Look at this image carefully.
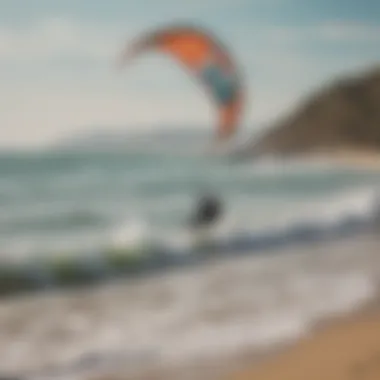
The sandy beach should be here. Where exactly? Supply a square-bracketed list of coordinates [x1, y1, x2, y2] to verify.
[225, 302, 380, 380]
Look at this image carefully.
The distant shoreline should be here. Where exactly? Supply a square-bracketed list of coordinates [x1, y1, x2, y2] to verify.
[306, 149, 380, 170]
[246, 148, 380, 170]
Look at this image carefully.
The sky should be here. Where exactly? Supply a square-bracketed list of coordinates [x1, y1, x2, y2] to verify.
[0, 0, 379, 147]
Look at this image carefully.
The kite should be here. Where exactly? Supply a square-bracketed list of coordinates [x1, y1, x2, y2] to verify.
[117, 23, 245, 141]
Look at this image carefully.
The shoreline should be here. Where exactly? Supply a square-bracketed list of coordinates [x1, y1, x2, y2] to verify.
[90, 294, 380, 380]
[131, 234, 380, 380]
[267, 149, 380, 170]
[224, 297, 380, 380]
[1, 233, 380, 380]
[101, 234, 380, 380]
[243, 148, 380, 170]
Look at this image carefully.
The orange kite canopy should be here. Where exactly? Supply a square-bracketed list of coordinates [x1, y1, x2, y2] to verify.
[117, 23, 245, 141]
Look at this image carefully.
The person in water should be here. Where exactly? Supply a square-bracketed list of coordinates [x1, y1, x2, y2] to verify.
[189, 192, 223, 228]
[188, 192, 224, 249]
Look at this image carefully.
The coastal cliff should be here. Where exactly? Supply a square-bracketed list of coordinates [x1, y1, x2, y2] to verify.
[244, 66, 380, 160]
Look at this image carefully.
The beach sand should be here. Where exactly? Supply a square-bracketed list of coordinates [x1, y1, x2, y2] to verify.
[225, 302, 380, 380]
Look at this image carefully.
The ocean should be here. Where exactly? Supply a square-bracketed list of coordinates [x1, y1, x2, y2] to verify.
[1, 131, 380, 379]
[2, 132, 380, 261]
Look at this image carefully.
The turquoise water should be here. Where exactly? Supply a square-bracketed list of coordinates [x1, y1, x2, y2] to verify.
[1, 135, 380, 260]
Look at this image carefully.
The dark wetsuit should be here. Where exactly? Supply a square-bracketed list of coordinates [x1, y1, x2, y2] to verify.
[189, 194, 223, 228]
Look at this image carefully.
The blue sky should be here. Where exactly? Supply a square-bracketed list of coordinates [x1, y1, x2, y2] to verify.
[0, 0, 379, 147]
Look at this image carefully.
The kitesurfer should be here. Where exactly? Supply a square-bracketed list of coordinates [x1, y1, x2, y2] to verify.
[187, 191, 224, 250]
[188, 191, 223, 238]
[189, 192, 223, 229]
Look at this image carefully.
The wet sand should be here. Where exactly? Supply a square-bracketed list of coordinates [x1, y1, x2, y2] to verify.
[225, 301, 380, 380]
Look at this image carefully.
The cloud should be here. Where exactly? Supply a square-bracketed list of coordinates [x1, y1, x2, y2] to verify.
[0, 83, 215, 147]
[0, 84, 294, 148]
[315, 21, 380, 42]
[0, 4, 280, 64]
[0, 0, 243, 63]
[168, 0, 263, 14]
[0, 17, 130, 62]
[256, 21, 380, 44]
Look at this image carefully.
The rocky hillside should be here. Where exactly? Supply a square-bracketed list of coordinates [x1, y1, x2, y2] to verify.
[244, 65, 380, 158]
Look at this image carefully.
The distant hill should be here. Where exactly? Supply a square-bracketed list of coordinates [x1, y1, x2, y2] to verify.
[242, 65, 380, 158]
